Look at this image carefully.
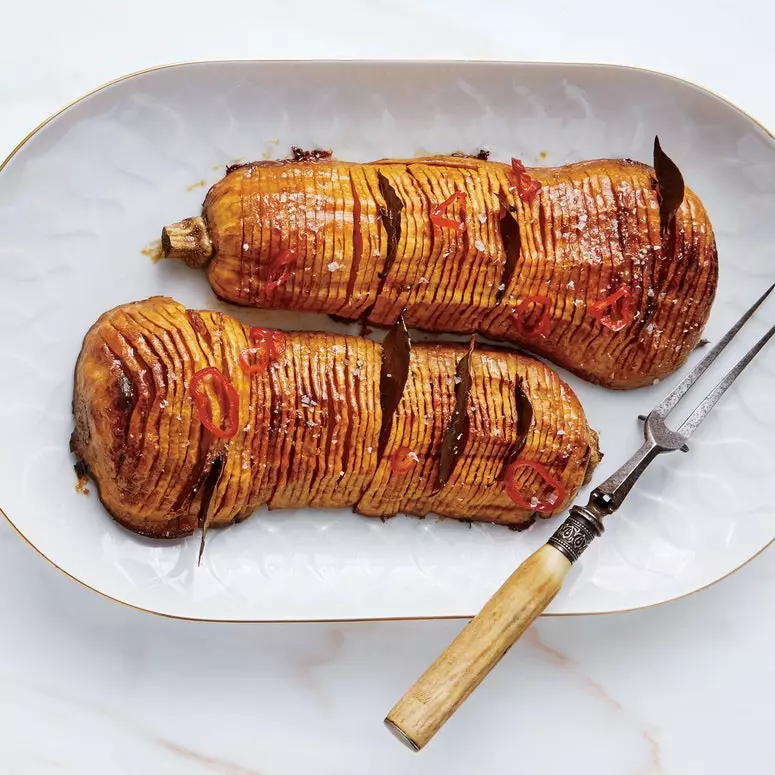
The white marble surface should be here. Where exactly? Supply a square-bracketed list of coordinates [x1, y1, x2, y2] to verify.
[2, 1, 774, 772]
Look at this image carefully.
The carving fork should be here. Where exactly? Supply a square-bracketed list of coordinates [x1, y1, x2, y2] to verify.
[386, 284, 775, 751]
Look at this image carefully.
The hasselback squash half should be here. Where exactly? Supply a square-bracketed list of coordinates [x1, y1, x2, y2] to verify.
[71, 297, 600, 538]
[161, 146, 717, 389]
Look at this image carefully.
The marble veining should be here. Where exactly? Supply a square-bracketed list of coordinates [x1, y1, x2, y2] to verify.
[153, 740, 265, 775]
[527, 629, 663, 773]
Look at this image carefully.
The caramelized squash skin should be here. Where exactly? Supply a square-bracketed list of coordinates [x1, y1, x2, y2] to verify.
[71, 298, 600, 538]
[192, 155, 717, 389]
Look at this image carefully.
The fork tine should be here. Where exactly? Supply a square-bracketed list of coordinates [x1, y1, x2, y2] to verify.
[653, 282, 775, 417]
[678, 322, 775, 437]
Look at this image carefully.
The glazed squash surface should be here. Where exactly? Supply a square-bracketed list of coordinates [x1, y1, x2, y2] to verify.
[162, 153, 718, 389]
[71, 297, 600, 538]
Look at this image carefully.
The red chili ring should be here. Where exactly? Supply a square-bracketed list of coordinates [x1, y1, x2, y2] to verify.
[239, 329, 287, 375]
[189, 367, 240, 439]
[509, 158, 542, 206]
[588, 284, 635, 332]
[266, 248, 298, 295]
[251, 328, 287, 360]
[511, 295, 553, 338]
[504, 460, 566, 514]
[430, 191, 467, 232]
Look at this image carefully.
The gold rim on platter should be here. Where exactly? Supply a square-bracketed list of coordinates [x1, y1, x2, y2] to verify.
[1, 59, 773, 623]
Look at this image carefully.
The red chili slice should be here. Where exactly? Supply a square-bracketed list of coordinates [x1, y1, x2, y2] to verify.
[430, 191, 467, 232]
[588, 284, 635, 332]
[509, 158, 542, 206]
[390, 446, 420, 474]
[238, 346, 270, 375]
[189, 367, 240, 439]
[266, 248, 298, 295]
[250, 327, 287, 359]
[504, 460, 566, 514]
[239, 328, 288, 375]
[511, 295, 552, 338]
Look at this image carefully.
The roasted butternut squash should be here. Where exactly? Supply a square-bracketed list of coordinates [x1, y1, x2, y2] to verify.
[71, 297, 600, 538]
[161, 150, 717, 389]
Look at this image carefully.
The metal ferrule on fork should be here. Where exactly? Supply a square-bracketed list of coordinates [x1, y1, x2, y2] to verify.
[547, 506, 605, 563]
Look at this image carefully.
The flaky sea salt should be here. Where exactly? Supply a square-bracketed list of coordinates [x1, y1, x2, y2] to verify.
[418, 276, 429, 285]
[498, 283, 506, 291]
[478, 212, 488, 224]
[474, 240, 486, 252]
[242, 243, 250, 251]
[328, 261, 342, 272]
[408, 451, 420, 463]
